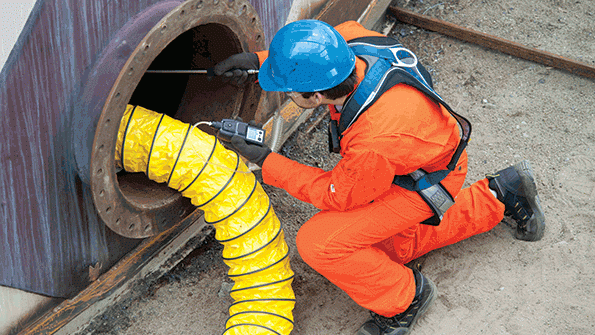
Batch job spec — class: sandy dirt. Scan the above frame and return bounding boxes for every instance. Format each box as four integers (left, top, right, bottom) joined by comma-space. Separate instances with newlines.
79, 0, 595, 334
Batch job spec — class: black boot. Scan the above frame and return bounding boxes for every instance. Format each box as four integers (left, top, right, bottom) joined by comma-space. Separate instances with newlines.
356, 269, 437, 335
486, 160, 545, 241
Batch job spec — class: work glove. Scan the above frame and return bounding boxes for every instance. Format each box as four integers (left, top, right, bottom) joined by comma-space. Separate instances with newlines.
213, 52, 260, 86
230, 135, 271, 167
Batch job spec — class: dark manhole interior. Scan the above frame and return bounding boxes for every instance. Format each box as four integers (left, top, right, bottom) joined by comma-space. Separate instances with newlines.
118, 23, 244, 210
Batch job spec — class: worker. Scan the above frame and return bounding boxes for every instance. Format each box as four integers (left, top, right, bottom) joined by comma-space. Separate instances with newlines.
212, 19, 545, 335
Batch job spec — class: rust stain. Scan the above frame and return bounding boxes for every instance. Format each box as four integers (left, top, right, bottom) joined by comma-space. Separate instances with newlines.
88, 263, 102, 282
280, 102, 304, 119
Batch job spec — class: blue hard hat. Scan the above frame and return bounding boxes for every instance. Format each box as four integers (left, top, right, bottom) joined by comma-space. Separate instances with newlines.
258, 20, 356, 92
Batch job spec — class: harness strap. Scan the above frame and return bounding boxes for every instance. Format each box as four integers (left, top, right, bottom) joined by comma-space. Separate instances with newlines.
410, 169, 456, 226
337, 36, 472, 192
342, 57, 393, 131
393, 169, 451, 192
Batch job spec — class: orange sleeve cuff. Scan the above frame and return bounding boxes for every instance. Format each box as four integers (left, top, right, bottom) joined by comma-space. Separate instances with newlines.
255, 50, 269, 67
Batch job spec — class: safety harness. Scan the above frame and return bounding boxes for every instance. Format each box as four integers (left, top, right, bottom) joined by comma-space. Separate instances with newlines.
328, 36, 472, 225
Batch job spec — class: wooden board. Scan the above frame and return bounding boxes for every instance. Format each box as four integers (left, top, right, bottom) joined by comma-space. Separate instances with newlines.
389, 6, 595, 79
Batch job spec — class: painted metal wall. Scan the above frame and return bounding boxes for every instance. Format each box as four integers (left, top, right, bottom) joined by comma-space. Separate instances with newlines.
0, 0, 178, 299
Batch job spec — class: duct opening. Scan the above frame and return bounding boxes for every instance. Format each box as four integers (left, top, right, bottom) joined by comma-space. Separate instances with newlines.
91, 0, 266, 239
118, 23, 252, 214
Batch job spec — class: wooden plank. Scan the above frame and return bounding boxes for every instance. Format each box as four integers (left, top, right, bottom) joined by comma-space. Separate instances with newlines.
18, 213, 209, 335
388, 6, 595, 79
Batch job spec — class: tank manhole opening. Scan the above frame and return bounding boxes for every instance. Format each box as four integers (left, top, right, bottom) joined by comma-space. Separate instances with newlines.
118, 23, 247, 209
91, 0, 266, 238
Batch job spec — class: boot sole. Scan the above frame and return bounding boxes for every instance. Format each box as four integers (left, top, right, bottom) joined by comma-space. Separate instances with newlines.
513, 161, 545, 241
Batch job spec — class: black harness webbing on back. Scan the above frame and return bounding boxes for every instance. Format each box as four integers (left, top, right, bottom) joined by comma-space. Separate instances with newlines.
327, 36, 472, 225
331, 36, 472, 193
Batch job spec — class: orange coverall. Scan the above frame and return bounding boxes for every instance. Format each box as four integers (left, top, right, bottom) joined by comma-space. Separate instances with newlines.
256, 21, 505, 317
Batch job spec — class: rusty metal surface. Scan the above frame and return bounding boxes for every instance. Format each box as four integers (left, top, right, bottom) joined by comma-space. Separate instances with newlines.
389, 6, 595, 79
251, 0, 293, 44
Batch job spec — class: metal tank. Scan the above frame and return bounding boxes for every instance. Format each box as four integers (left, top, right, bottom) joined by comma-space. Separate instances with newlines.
0, 0, 390, 333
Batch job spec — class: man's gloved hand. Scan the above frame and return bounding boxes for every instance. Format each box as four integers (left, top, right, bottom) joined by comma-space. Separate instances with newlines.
230, 135, 271, 167
213, 52, 260, 85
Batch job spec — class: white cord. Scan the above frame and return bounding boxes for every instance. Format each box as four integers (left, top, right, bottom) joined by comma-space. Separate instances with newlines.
193, 121, 213, 127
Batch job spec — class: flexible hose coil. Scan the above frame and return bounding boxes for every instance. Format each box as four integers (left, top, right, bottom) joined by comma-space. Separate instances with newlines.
115, 105, 296, 335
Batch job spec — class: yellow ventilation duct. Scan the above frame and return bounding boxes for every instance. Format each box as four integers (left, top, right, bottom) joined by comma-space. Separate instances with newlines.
115, 105, 295, 335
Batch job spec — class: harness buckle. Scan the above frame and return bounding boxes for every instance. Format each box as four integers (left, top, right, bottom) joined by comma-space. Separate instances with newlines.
408, 169, 455, 226
389, 47, 418, 68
